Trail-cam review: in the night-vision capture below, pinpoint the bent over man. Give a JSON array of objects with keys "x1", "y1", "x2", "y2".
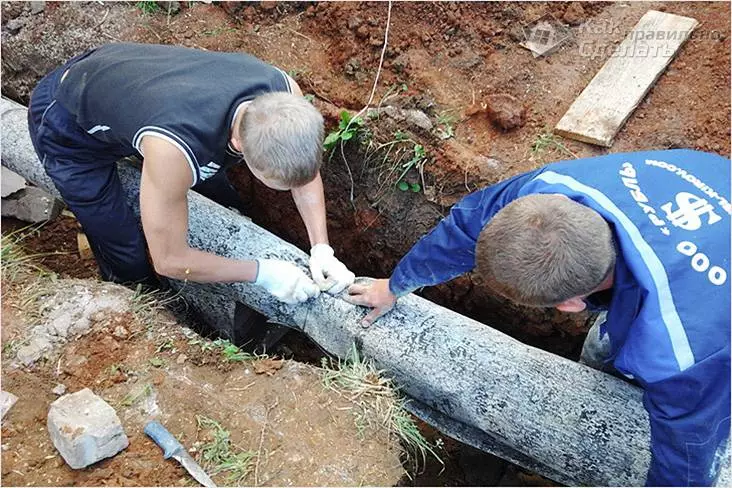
[
  {"x1": 349, "y1": 149, "x2": 730, "y2": 486},
  {"x1": 28, "y1": 43, "x2": 354, "y2": 303}
]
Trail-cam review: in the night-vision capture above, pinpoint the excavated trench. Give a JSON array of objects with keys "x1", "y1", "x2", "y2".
[{"x1": 225, "y1": 137, "x2": 593, "y2": 360}]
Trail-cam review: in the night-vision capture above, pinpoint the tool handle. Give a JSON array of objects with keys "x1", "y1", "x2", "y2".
[{"x1": 144, "y1": 420, "x2": 183, "y2": 459}]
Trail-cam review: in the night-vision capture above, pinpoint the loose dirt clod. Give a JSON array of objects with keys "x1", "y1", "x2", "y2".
[
  {"x1": 563, "y1": 3, "x2": 586, "y2": 26},
  {"x1": 485, "y1": 93, "x2": 527, "y2": 130}
]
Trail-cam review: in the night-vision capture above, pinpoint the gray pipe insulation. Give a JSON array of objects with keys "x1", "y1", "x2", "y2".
[{"x1": 2, "y1": 97, "x2": 729, "y2": 486}]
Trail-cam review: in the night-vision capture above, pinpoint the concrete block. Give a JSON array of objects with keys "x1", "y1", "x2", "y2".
[
  {"x1": 1, "y1": 186, "x2": 62, "y2": 222},
  {"x1": 1, "y1": 391, "x2": 18, "y2": 420},
  {"x1": 47, "y1": 388, "x2": 128, "y2": 469}
]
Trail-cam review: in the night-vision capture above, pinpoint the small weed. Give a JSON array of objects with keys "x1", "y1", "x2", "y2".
[
  {"x1": 286, "y1": 67, "x2": 309, "y2": 79},
  {"x1": 1, "y1": 339, "x2": 24, "y2": 359},
  {"x1": 196, "y1": 415, "x2": 256, "y2": 484},
  {"x1": 155, "y1": 339, "x2": 174, "y2": 353},
  {"x1": 190, "y1": 338, "x2": 260, "y2": 362},
  {"x1": 436, "y1": 111, "x2": 457, "y2": 140},
  {"x1": 149, "y1": 357, "x2": 166, "y2": 368},
  {"x1": 395, "y1": 144, "x2": 428, "y2": 192},
  {"x1": 321, "y1": 345, "x2": 443, "y2": 472},
  {"x1": 120, "y1": 383, "x2": 153, "y2": 407},
  {"x1": 530, "y1": 130, "x2": 577, "y2": 159},
  {"x1": 135, "y1": 1, "x2": 161, "y2": 14},
  {"x1": 323, "y1": 110, "x2": 365, "y2": 151},
  {"x1": 303, "y1": 94, "x2": 315, "y2": 103},
  {"x1": 218, "y1": 341, "x2": 255, "y2": 362}
]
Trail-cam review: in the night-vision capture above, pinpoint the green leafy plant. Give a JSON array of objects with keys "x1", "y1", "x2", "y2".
[
  {"x1": 323, "y1": 110, "x2": 364, "y2": 151},
  {"x1": 135, "y1": 1, "x2": 161, "y2": 15},
  {"x1": 395, "y1": 144, "x2": 428, "y2": 192}
]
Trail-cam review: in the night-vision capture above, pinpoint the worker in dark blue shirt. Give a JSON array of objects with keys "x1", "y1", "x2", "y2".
[
  {"x1": 348, "y1": 149, "x2": 730, "y2": 486},
  {"x1": 28, "y1": 43, "x2": 354, "y2": 303}
]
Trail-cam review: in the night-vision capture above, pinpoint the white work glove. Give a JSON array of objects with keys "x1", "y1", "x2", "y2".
[
  {"x1": 254, "y1": 259, "x2": 320, "y2": 304},
  {"x1": 309, "y1": 244, "x2": 356, "y2": 294}
]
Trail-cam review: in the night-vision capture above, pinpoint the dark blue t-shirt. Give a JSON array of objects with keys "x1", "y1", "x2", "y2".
[{"x1": 54, "y1": 43, "x2": 293, "y2": 186}]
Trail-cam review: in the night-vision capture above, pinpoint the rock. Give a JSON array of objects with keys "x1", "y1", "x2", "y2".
[
  {"x1": 4, "y1": 18, "x2": 26, "y2": 35},
  {"x1": 1, "y1": 186, "x2": 63, "y2": 223},
  {"x1": 369, "y1": 36, "x2": 384, "y2": 47},
  {"x1": 47, "y1": 388, "x2": 128, "y2": 469},
  {"x1": 485, "y1": 93, "x2": 526, "y2": 130},
  {"x1": 344, "y1": 57, "x2": 360, "y2": 77},
  {"x1": 347, "y1": 17, "x2": 362, "y2": 30},
  {"x1": 1, "y1": 167, "x2": 26, "y2": 197},
  {"x1": 507, "y1": 24, "x2": 525, "y2": 43},
  {"x1": 404, "y1": 109, "x2": 433, "y2": 131},
  {"x1": 112, "y1": 326, "x2": 129, "y2": 339},
  {"x1": 379, "y1": 106, "x2": 433, "y2": 132},
  {"x1": 52, "y1": 384, "x2": 67, "y2": 396},
  {"x1": 29, "y1": 1, "x2": 45, "y2": 14},
  {"x1": 355, "y1": 25, "x2": 369, "y2": 39},
  {"x1": 16, "y1": 333, "x2": 53, "y2": 366},
  {"x1": 563, "y1": 3, "x2": 586, "y2": 26},
  {"x1": 176, "y1": 354, "x2": 187, "y2": 364},
  {"x1": 1, "y1": 391, "x2": 18, "y2": 420}
]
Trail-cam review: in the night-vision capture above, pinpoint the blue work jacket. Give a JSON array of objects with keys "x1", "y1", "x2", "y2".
[{"x1": 390, "y1": 150, "x2": 731, "y2": 486}]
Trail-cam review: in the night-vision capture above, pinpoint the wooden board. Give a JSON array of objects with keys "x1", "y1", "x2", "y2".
[{"x1": 555, "y1": 10, "x2": 698, "y2": 147}]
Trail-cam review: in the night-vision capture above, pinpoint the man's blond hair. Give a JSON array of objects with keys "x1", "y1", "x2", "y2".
[
  {"x1": 240, "y1": 92, "x2": 324, "y2": 187},
  {"x1": 475, "y1": 194, "x2": 615, "y2": 307}
]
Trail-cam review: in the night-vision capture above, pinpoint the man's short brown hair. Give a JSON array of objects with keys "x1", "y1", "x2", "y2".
[
  {"x1": 240, "y1": 92, "x2": 324, "y2": 187},
  {"x1": 475, "y1": 194, "x2": 615, "y2": 307}
]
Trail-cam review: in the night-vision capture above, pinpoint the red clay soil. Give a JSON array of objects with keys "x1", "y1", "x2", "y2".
[{"x1": 1, "y1": 1, "x2": 729, "y2": 359}]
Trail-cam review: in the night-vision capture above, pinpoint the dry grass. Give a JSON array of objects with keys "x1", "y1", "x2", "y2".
[{"x1": 321, "y1": 344, "x2": 443, "y2": 473}]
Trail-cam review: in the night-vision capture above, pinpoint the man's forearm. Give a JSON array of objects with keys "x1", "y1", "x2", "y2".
[
  {"x1": 291, "y1": 172, "x2": 329, "y2": 247},
  {"x1": 155, "y1": 247, "x2": 258, "y2": 283}
]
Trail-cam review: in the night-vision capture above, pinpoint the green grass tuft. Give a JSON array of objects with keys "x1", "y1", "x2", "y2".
[{"x1": 196, "y1": 415, "x2": 256, "y2": 484}]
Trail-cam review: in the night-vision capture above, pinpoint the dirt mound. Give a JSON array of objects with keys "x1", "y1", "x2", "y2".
[{"x1": 1, "y1": 273, "x2": 406, "y2": 486}]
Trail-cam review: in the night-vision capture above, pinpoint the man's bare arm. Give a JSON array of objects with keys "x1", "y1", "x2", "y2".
[
  {"x1": 291, "y1": 172, "x2": 329, "y2": 247},
  {"x1": 139, "y1": 136, "x2": 258, "y2": 283}
]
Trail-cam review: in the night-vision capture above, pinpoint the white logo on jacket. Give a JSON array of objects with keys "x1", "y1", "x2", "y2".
[{"x1": 661, "y1": 192, "x2": 722, "y2": 231}]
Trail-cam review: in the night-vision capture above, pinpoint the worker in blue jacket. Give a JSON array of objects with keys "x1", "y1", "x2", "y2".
[{"x1": 348, "y1": 149, "x2": 730, "y2": 486}]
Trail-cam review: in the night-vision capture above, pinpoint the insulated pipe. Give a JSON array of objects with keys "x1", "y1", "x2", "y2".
[{"x1": 2, "y1": 97, "x2": 728, "y2": 486}]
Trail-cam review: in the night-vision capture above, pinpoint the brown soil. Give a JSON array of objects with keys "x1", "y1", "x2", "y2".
[
  {"x1": 1, "y1": 273, "x2": 406, "y2": 486},
  {"x1": 2, "y1": 216, "x2": 100, "y2": 280}
]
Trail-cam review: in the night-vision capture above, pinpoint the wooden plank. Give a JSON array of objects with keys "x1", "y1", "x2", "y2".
[{"x1": 555, "y1": 10, "x2": 698, "y2": 147}]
